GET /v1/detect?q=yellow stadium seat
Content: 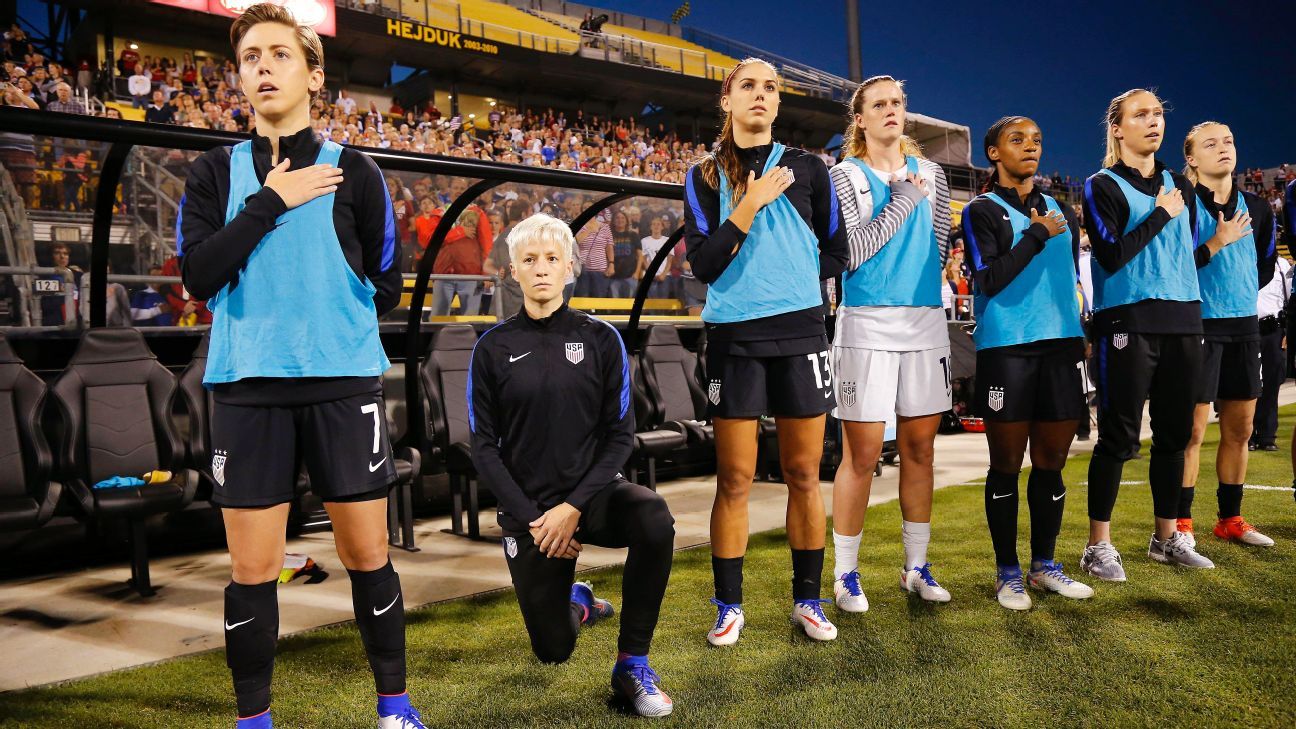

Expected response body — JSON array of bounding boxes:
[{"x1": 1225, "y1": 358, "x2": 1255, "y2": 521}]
[{"x1": 452, "y1": 0, "x2": 580, "y2": 54}]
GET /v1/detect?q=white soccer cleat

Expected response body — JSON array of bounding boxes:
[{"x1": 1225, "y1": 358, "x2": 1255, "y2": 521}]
[
  {"x1": 1028, "y1": 560, "x2": 1095, "y2": 599},
  {"x1": 706, "y1": 598, "x2": 745, "y2": 647},
  {"x1": 1149, "y1": 532, "x2": 1215, "y2": 569},
  {"x1": 612, "y1": 660, "x2": 674, "y2": 718},
  {"x1": 900, "y1": 563, "x2": 952, "y2": 603},
  {"x1": 1080, "y1": 541, "x2": 1127, "y2": 582},
  {"x1": 994, "y1": 568, "x2": 1032, "y2": 611},
  {"x1": 833, "y1": 570, "x2": 870, "y2": 613},
  {"x1": 790, "y1": 599, "x2": 838, "y2": 641}
]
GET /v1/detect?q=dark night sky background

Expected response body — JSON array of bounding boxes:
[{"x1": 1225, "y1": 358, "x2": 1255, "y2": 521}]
[{"x1": 597, "y1": 0, "x2": 1295, "y2": 177}]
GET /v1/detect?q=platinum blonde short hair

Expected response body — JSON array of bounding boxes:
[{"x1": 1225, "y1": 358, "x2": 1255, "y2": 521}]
[{"x1": 507, "y1": 213, "x2": 574, "y2": 262}]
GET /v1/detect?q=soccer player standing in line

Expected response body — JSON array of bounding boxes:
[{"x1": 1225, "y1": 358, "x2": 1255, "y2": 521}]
[
  {"x1": 1079, "y1": 89, "x2": 1211, "y2": 581},
  {"x1": 178, "y1": 6, "x2": 422, "y2": 727},
  {"x1": 1180, "y1": 122, "x2": 1276, "y2": 548},
  {"x1": 829, "y1": 76, "x2": 955, "y2": 611},
  {"x1": 469, "y1": 214, "x2": 677, "y2": 717},
  {"x1": 962, "y1": 116, "x2": 1094, "y2": 610},
  {"x1": 683, "y1": 58, "x2": 849, "y2": 644}
]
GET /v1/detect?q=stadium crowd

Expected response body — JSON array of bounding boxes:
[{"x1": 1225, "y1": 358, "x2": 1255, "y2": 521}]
[{"x1": 1, "y1": 25, "x2": 1291, "y2": 325}]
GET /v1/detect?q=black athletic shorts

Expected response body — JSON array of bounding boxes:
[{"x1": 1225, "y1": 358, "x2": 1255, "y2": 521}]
[
  {"x1": 1198, "y1": 337, "x2": 1263, "y2": 403},
  {"x1": 703, "y1": 334, "x2": 834, "y2": 419},
  {"x1": 975, "y1": 337, "x2": 1086, "y2": 422},
  {"x1": 209, "y1": 389, "x2": 398, "y2": 508}
]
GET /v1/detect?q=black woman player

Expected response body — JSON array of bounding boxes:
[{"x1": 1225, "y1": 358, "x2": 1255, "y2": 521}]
[
  {"x1": 1080, "y1": 89, "x2": 1211, "y2": 581},
  {"x1": 963, "y1": 116, "x2": 1094, "y2": 610},
  {"x1": 684, "y1": 58, "x2": 849, "y2": 645},
  {"x1": 1180, "y1": 121, "x2": 1276, "y2": 549},
  {"x1": 469, "y1": 214, "x2": 676, "y2": 718},
  {"x1": 179, "y1": 5, "x2": 421, "y2": 727}
]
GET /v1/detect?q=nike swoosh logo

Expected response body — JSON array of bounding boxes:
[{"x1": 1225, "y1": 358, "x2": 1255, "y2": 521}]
[
  {"x1": 225, "y1": 617, "x2": 254, "y2": 631},
  {"x1": 368, "y1": 457, "x2": 387, "y2": 473},
  {"x1": 991, "y1": 493, "x2": 1012, "y2": 500},
  {"x1": 1053, "y1": 492, "x2": 1066, "y2": 501},
  {"x1": 824, "y1": 391, "x2": 832, "y2": 398},
  {"x1": 1002, "y1": 215, "x2": 1010, "y2": 220},
  {"x1": 373, "y1": 594, "x2": 401, "y2": 616},
  {"x1": 509, "y1": 352, "x2": 531, "y2": 363}
]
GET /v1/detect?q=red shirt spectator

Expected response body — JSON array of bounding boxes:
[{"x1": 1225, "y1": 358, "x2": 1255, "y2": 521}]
[
  {"x1": 432, "y1": 206, "x2": 492, "y2": 275},
  {"x1": 159, "y1": 256, "x2": 212, "y2": 325},
  {"x1": 118, "y1": 48, "x2": 140, "y2": 75}
]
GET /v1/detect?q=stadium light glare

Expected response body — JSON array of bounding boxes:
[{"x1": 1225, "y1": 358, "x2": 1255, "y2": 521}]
[{"x1": 130, "y1": 43, "x2": 139, "y2": 50}]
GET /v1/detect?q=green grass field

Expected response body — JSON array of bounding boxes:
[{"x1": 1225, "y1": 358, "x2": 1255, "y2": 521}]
[{"x1": 5, "y1": 410, "x2": 1296, "y2": 728}]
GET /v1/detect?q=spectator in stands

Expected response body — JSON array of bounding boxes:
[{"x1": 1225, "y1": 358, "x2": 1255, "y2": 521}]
[
  {"x1": 335, "y1": 87, "x2": 356, "y2": 116},
  {"x1": 59, "y1": 149, "x2": 89, "y2": 211},
  {"x1": 39, "y1": 243, "x2": 79, "y2": 326},
  {"x1": 0, "y1": 80, "x2": 39, "y2": 207},
  {"x1": 128, "y1": 65, "x2": 151, "y2": 108},
  {"x1": 483, "y1": 198, "x2": 528, "y2": 318},
  {"x1": 431, "y1": 208, "x2": 488, "y2": 315},
  {"x1": 45, "y1": 82, "x2": 84, "y2": 115},
  {"x1": 387, "y1": 175, "x2": 415, "y2": 264},
  {"x1": 13, "y1": 73, "x2": 42, "y2": 110},
  {"x1": 117, "y1": 45, "x2": 140, "y2": 75},
  {"x1": 573, "y1": 204, "x2": 613, "y2": 297},
  {"x1": 638, "y1": 214, "x2": 672, "y2": 297},
  {"x1": 160, "y1": 255, "x2": 212, "y2": 326},
  {"x1": 130, "y1": 266, "x2": 171, "y2": 326},
  {"x1": 608, "y1": 209, "x2": 639, "y2": 298}
]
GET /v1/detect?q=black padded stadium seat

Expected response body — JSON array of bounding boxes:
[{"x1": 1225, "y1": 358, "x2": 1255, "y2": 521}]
[
  {"x1": 381, "y1": 364, "x2": 422, "y2": 551},
  {"x1": 628, "y1": 355, "x2": 687, "y2": 492},
  {"x1": 640, "y1": 325, "x2": 713, "y2": 444},
  {"x1": 49, "y1": 328, "x2": 198, "y2": 596},
  {"x1": 176, "y1": 332, "x2": 215, "y2": 501},
  {"x1": 0, "y1": 332, "x2": 63, "y2": 534},
  {"x1": 420, "y1": 324, "x2": 487, "y2": 539}
]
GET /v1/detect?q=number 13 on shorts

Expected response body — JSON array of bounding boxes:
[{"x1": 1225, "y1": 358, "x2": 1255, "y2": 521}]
[{"x1": 806, "y1": 350, "x2": 832, "y2": 394}]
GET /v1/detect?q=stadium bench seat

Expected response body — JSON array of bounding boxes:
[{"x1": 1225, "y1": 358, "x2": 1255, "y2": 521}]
[
  {"x1": 639, "y1": 325, "x2": 713, "y2": 444},
  {"x1": 627, "y1": 356, "x2": 687, "y2": 491},
  {"x1": 0, "y1": 332, "x2": 63, "y2": 534},
  {"x1": 381, "y1": 364, "x2": 422, "y2": 551},
  {"x1": 419, "y1": 324, "x2": 488, "y2": 539},
  {"x1": 49, "y1": 328, "x2": 198, "y2": 596}
]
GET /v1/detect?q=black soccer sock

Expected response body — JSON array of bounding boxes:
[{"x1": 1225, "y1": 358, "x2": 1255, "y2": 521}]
[
  {"x1": 984, "y1": 469, "x2": 1020, "y2": 567},
  {"x1": 1178, "y1": 486, "x2": 1196, "y2": 520},
  {"x1": 1217, "y1": 482, "x2": 1244, "y2": 519},
  {"x1": 1148, "y1": 450, "x2": 1185, "y2": 520},
  {"x1": 712, "y1": 555, "x2": 744, "y2": 605},
  {"x1": 1026, "y1": 469, "x2": 1065, "y2": 564},
  {"x1": 1087, "y1": 450, "x2": 1124, "y2": 522},
  {"x1": 790, "y1": 548, "x2": 824, "y2": 602},
  {"x1": 224, "y1": 579, "x2": 279, "y2": 719},
  {"x1": 349, "y1": 561, "x2": 406, "y2": 696}
]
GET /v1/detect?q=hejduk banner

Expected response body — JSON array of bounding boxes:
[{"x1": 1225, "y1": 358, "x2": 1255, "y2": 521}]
[{"x1": 148, "y1": 0, "x2": 336, "y2": 37}]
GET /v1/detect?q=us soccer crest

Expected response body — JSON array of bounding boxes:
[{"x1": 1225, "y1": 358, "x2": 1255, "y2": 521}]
[
  {"x1": 841, "y1": 381, "x2": 857, "y2": 408},
  {"x1": 988, "y1": 386, "x2": 1005, "y2": 412},
  {"x1": 211, "y1": 450, "x2": 227, "y2": 486},
  {"x1": 503, "y1": 536, "x2": 517, "y2": 559},
  {"x1": 1113, "y1": 333, "x2": 1128, "y2": 350},
  {"x1": 565, "y1": 342, "x2": 584, "y2": 364},
  {"x1": 708, "y1": 379, "x2": 721, "y2": 405}
]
